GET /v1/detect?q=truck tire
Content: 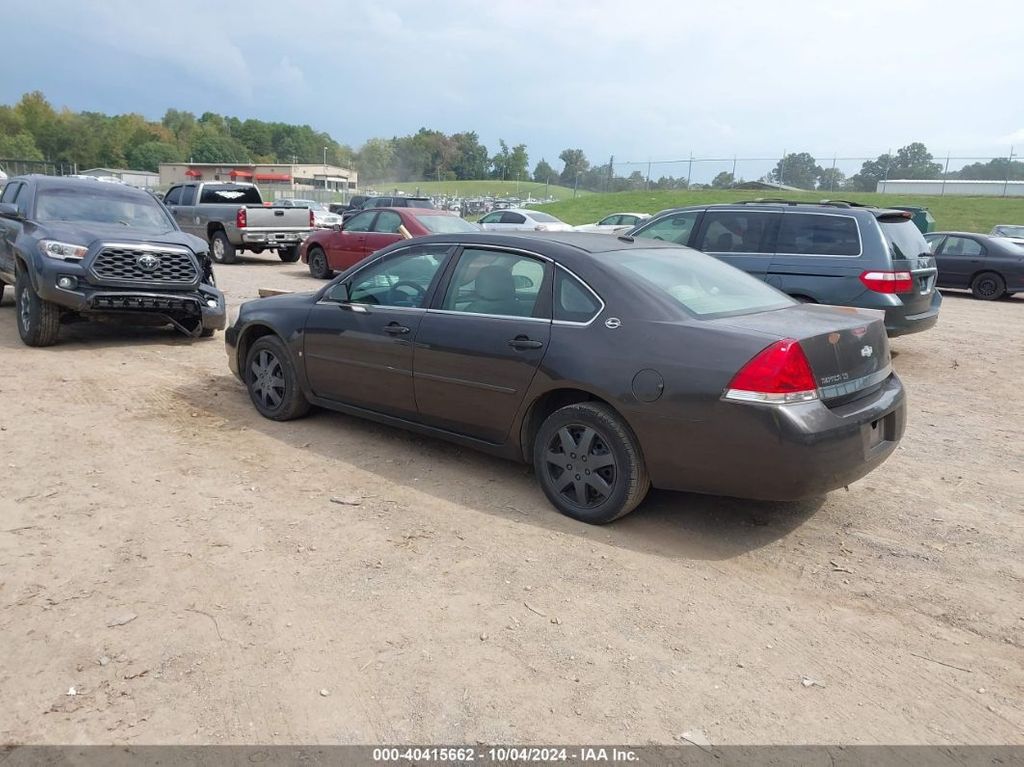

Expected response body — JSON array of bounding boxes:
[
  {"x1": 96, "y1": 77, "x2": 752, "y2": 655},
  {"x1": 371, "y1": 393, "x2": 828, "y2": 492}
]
[
  {"x1": 211, "y1": 230, "x2": 237, "y2": 265},
  {"x1": 278, "y1": 246, "x2": 300, "y2": 263},
  {"x1": 15, "y1": 271, "x2": 61, "y2": 347}
]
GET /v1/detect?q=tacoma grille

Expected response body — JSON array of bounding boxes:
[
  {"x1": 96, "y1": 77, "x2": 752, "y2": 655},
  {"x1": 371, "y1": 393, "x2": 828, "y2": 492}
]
[{"x1": 91, "y1": 247, "x2": 198, "y2": 284}]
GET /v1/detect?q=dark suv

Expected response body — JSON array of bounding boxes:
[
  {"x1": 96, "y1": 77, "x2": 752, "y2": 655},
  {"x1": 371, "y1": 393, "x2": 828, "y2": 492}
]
[
  {"x1": 0, "y1": 175, "x2": 226, "y2": 346},
  {"x1": 626, "y1": 201, "x2": 942, "y2": 336},
  {"x1": 361, "y1": 196, "x2": 434, "y2": 210}
]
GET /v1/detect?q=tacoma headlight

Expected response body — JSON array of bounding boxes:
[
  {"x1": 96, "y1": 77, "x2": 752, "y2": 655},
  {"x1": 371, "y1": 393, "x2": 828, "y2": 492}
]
[{"x1": 40, "y1": 240, "x2": 88, "y2": 261}]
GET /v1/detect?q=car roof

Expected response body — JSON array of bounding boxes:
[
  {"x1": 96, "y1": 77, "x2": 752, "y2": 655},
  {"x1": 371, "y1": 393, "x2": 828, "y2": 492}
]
[
  {"x1": 373, "y1": 207, "x2": 458, "y2": 217},
  {"x1": 653, "y1": 201, "x2": 906, "y2": 217},
  {"x1": 15, "y1": 174, "x2": 153, "y2": 198},
  {"x1": 409, "y1": 231, "x2": 679, "y2": 256}
]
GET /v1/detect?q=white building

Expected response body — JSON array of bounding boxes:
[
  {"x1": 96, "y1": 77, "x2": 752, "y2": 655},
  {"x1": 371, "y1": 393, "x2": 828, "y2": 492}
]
[
  {"x1": 877, "y1": 179, "x2": 1024, "y2": 197},
  {"x1": 79, "y1": 167, "x2": 160, "y2": 189}
]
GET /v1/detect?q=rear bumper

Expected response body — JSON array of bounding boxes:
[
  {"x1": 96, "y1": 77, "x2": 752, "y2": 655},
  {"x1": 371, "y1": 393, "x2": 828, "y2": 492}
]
[
  {"x1": 641, "y1": 374, "x2": 906, "y2": 500},
  {"x1": 884, "y1": 291, "x2": 942, "y2": 337},
  {"x1": 239, "y1": 230, "x2": 311, "y2": 247}
]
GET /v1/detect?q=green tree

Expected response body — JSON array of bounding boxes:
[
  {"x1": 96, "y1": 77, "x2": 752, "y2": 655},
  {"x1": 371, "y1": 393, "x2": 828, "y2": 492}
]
[
  {"x1": 817, "y1": 167, "x2": 846, "y2": 191},
  {"x1": 0, "y1": 131, "x2": 44, "y2": 160},
  {"x1": 189, "y1": 133, "x2": 250, "y2": 163},
  {"x1": 449, "y1": 132, "x2": 489, "y2": 179},
  {"x1": 533, "y1": 158, "x2": 557, "y2": 183},
  {"x1": 356, "y1": 137, "x2": 395, "y2": 182},
  {"x1": 769, "y1": 152, "x2": 821, "y2": 189},
  {"x1": 711, "y1": 171, "x2": 735, "y2": 188},
  {"x1": 558, "y1": 148, "x2": 589, "y2": 186},
  {"x1": 490, "y1": 139, "x2": 511, "y2": 180},
  {"x1": 892, "y1": 142, "x2": 942, "y2": 179},
  {"x1": 954, "y1": 158, "x2": 1024, "y2": 181},
  {"x1": 507, "y1": 143, "x2": 529, "y2": 181},
  {"x1": 127, "y1": 141, "x2": 182, "y2": 172}
]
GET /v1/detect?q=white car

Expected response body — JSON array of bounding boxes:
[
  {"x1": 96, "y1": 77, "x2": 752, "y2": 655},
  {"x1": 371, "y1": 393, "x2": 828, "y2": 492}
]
[
  {"x1": 574, "y1": 212, "x2": 651, "y2": 234},
  {"x1": 274, "y1": 198, "x2": 342, "y2": 229},
  {"x1": 990, "y1": 225, "x2": 1024, "y2": 247},
  {"x1": 477, "y1": 208, "x2": 573, "y2": 232}
]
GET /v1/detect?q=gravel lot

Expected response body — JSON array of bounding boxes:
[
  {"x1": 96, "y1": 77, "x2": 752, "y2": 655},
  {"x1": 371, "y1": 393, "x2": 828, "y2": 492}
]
[{"x1": 1, "y1": 253, "x2": 1021, "y2": 745}]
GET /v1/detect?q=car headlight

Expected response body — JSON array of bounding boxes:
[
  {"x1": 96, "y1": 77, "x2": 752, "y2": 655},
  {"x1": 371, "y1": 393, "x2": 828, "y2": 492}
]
[{"x1": 40, "y1": 240, "x2": 88, "y2": 261}]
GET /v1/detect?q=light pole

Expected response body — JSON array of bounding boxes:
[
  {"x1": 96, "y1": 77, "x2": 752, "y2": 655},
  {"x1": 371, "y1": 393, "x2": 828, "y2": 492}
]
[{"x1": 323, "y1": 147, "x2": 328, "y2": 191}]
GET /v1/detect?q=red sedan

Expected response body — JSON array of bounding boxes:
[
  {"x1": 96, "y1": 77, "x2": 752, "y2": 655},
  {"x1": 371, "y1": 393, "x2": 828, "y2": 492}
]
[{"x1": 299, "y1": 207, "x2": 479, "y2": 279}]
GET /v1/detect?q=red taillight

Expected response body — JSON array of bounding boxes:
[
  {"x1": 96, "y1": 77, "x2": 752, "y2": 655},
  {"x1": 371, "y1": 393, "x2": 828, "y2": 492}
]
[
  {"x1": 860, "y1": 270, "x2": 912, "y2": 294},
  {"x1": 310, "y1": 208, "x2": 316, "y2": 228},
  {"x1": 236, "y1": 207, "x2": 247, "y2": 228},
  {"x1": 725, "y1": 339, "x2": 818, "y2": 404}
]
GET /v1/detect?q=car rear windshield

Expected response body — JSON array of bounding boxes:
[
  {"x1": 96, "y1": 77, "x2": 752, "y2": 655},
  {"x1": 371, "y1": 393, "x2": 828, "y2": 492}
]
[
  {"x1": 34, "y1": 188, "x2": 174, "y2": 232},
  {"x1": 995, "y1": 225, "x2": 1024, "y2": 237},
  {"x1": 879, "y1": 219, "x2": 930, "y2": 260},
  {"x1": 600, "y1": 248, "x2": 793, "y2": 319},
  {"x1": 528, "y1": 211, "x2": 560, "y2": 223},
  {"x1": 199, "y1": 185, "x2": 262, "y2": 205},
  {"x1": 413, "y1": 214, "x2": 480, "y2": 234},
  {"x1": 405, "y1": 198, "x2": 435, "y2": 208}
]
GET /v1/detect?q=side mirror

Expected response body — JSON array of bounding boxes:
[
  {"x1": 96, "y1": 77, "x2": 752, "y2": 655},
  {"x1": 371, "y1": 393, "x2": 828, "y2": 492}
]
[
  {"x1": 0, "y1": 203, "x2": 23, "y2": 220},
  {"x1": 326, "y1": 282, "x2": 349, "y2": 303}
]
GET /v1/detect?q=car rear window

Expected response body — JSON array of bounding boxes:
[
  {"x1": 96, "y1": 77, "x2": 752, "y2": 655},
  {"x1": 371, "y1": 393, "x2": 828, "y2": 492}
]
[
  {"x1": 601, "y1": 247, "x2": 793, "y2": 319},
  {"x1": 405, "y1": 198, "x2": 435, "y2": 209},
  {"x1": 414, "y1": 214, "x2": 479, "y2": 234},
  {"x1": 528, "y1": 211, "x2": 560, "y2": 223},
  {"x1": 200, "y1": 185, "x2": 262, "y2": 205},
  {"x1": 777, "y1": 213, "x2": 861, "y2": 256},
  {"x1": 880, "y1": 219, "x2": 930, "y2": 260}
]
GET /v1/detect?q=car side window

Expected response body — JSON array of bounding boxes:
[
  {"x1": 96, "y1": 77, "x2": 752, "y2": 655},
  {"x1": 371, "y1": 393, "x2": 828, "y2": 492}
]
[
  {"x1": 598, "y1": 215, "x2": 618, "y2": 226},
  {"x1": 622, "y1": 215, "x2": 640, "y2": 226},
  {"x1": 1, "y1": 182, "x2": 23, "y2": 205},
  {"x1": 777, "y1": 213, "x2": 860, "y2": 256},
  {"x1": 344, "y1": 211, "x2": 376, "y2": 232},
  {"x1": 479, "y1": 212, "x2": 502, "y2": 225},
  {"x1": 501, "y1": 212, "x2": 526, "y2": 225},
  {"x1": 442, "y1": 248, "x2": 550, "y2": 318},
  {"x1": 347, "y1": 246, "x2": 449, "y2": 308},
  {"x1": 697, "y1": 211, "x2": 774, "y2": 253},
  {"x1": 163, "y1": 186, "x2": 182, "y2": 206},
  {"x1": 943, "y1": 236, "x2": 984, "y2": 257},
  {"x1": 373, "y1": 211, "x2": 403, "y2": 234},
  {"x1": 635, "y1": 211, "x2": 699, "y2": 245},
  {"x1": 15, "y1": 185, "x2": 32, "y2": 217},
  {"x1": 554, "y1": 270, "x2": 601, "y2": 323},
  {"x1": 924, "y1": 235, "x2": 945, "y2": 254},
  {"x1": 179, "y1": 185, "x2": 197, "y2": 206}
]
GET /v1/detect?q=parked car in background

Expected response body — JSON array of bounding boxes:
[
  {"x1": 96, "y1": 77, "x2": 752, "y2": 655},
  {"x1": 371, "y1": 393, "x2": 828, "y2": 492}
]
[
  {"x1": 227, "y1": 232, "x2": 904, "y2": 524},
  {"x1": 626, "y1": 200, "x2": 941, "y2": 336},
  {"x1": 0, "y1": 175, "x2": 225, "y2": 346},
  {"x1": 162, "y1": 181, "x2": 313, "y2": 264},
  {"x1": 478, "y1": 208, "x2": 572, "y2": 232},
  {"x1": 989, "y1": 224, "x2": 1024, "y2": 246},
  {"x1": 300, "y1": 207, "x2": 479, "y2": 279},
  {"x1": 329, "y1": 195, "x2": 367, "y2": 218},
  {"x1": 273, "y1": 198, "x2": 342, "y2": 229},
  {"x1": 361, "y1": 196, "x2": 435, "y2": 211},
  {"x1": 574, "y1": 212, "x2": 651, "y2": 233},
  {"x1": 924, "y1": 231, "x2": 1024, "y2": 300}
]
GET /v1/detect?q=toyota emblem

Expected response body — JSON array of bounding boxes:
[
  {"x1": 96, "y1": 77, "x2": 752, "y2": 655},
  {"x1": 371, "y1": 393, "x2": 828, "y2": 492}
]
[{"x1": 136, "y1": 253, "x2": 161, "y2": 272}]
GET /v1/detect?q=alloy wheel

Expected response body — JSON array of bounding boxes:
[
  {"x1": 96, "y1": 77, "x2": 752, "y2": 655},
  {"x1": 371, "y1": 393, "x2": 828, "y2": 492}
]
[
  {"x1": 249, "y1": 349, "x2": 286, "y2": 410},
  {"x1": 543, "y1": 424, "x2": 617, "y2": 509},
  {"x1": 212, "y1": 237, "x2": 225, "y2": 261},
  {"x1": 18, "y1": 287, "x2": 31, "y2": 331},
  {"x1": 976, "y1": 278, "x2": 998, "y2": 298}
]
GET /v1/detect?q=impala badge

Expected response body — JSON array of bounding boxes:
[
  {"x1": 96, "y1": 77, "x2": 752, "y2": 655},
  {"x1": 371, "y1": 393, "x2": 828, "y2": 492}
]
[{"x1": 605, "y1": 317, "x2": 621, "y2": 329}]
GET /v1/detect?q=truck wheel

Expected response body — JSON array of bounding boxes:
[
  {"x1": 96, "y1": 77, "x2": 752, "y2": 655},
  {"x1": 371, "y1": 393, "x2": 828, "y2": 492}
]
[
  {"x1": 278, "y1": 246, "x2": 300, "y2": 263},
  {"x1": 244, "y1": 335, "x2": 310, "y2": 421},
  {"x1": 211, "y1": 230, "x2": 237, "y2": 265},
  {"x1": 15, "y1": 271, "x2": 61, "y2": 347},
  {"x1": 307, "y1": 246, "x2": 333, "y2": 279}
]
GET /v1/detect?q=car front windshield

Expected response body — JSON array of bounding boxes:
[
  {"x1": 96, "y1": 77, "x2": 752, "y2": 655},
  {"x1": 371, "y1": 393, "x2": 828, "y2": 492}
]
[
  {"x1": 35, "y1": 188, "x2": 174, "y2": 232},
  {"x1": 599, "y1": 247, "x2": 793, "y2": 318},
  {"x1": 414, "y1": 214, "x2": 480, "y2": 234}
]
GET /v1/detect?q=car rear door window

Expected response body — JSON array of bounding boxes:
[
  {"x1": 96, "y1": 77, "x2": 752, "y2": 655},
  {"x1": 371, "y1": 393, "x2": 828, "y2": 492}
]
[
  {"x1": 924, "y1": 234, "x2": 946, "y2": 254},
  {"x1": 634, "y1": 211, "x2": 699, "y2": 245},
  {"x1": 942, "y1": 236, "x2": 984, "y2": 257},
  {"x1": 373, "y1": 211, "x2": 403, "y2": 234},
  {"x1": 696, "y1": 211, "x2": 773, "y2": 253},
  {"x1": 554, "y1": 270, "x2": 602, "y2": 323},
  {"x1": 500, "y1": 212, "x2": 526, "y2": 225},
  {"x1": 442, "y1": 248, "x2": 550, "y2": 318},
  {"x1": 777, "y1": 213, "x2": 861, "y2": 256}
]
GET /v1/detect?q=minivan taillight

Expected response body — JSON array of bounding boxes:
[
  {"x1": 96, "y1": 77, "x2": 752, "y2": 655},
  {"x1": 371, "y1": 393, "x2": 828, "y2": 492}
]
[
  {"x1": 724, "y1": 339, "x2": 819, "y2": 404},
  {"x1": 860, "y1": 270, "x2": 912, "y2": 293},
  {"x1": 236, "y1": 208, "x2": 247, "y2": 228}
]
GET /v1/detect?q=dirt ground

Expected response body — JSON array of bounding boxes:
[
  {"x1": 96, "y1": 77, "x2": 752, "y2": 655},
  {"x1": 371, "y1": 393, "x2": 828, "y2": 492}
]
[{"x1": 1, "y1": 253, "x2": 1021, "y2": 746}]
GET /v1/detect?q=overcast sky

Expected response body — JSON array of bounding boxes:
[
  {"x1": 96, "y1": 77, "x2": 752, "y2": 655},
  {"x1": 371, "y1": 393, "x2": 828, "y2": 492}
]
[{"x1": 5, "y1": 0, "x2": 1024, "y2": 178}]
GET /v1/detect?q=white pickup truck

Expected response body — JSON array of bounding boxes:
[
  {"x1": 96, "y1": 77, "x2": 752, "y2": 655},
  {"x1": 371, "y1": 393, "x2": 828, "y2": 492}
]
[{"x1": 162, "y1": 182, "x2": 313, "y2": 264}]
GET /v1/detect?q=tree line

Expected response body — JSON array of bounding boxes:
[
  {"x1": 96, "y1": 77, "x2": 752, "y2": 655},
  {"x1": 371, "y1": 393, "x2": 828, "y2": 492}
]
[{"x1": 2, "y1": 93, "x2": 1020, "y2": 192}]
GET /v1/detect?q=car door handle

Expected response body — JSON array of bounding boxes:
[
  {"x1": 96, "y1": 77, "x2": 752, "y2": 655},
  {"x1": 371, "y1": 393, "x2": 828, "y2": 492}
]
[
  {"x1": 507, "y1": 336, "x2": 544, "y2": 350},
  {"x1": 384, "y1": 322, "x2": 411, "y2": 335}
]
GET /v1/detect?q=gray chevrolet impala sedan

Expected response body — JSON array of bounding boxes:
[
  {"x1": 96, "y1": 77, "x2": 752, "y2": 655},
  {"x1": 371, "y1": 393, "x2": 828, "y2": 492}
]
[{"x1": 226, "y1": 232, "x2": 905, "y2": 523}]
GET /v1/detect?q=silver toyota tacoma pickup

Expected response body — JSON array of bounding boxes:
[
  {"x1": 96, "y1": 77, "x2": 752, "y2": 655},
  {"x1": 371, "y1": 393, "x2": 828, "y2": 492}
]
[{"x1": 162, "y1": 182, "x2": 313, "y2": 264}]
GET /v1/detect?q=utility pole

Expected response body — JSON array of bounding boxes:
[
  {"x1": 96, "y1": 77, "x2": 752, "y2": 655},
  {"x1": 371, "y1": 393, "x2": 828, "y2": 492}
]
[
  {"x1": 881, "y1": 148, "x2": 892, "y2": 193},
  {"x1": 608, "y1": 155, "x2": 614, "y2": 193},
  {"x1": 1003, "y1": 146, "x2": 1015, "y2": 198},
  {"x1": 323, "y1": 146, "x2": 328, "y2": 190},
  {"x1": 646, "y1": 159, "x2": 652, "y2": 191},
  {"x1": 941, "y1": 152, "x2": 950, "y2": 196},
  {"x1": 573, "y1": 171, "x2": 580, "y2": 199},
  {"x1": 686, "y1": 152, "x2": 693, "y2": 188},
  {"x1": 829, "y1": 155, "x2": 837, "y2": 193}
]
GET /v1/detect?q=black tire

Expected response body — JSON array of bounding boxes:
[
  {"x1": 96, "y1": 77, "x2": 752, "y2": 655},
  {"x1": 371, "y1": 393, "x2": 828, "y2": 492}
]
[
  {"x1": 278, "y1": 246, "x2": 300, "y2": 263},
  {"x1": 244, "y1": 335, "x2": 310, "y2": 421},
  {"x1": 210, "y1": 230, "x2": 237, "y2": 265},
  {"x1": 793, "y1": 295, "x2": 816, "y2": 304},
  {"x1": 200, "y1": 327, "x2": 216, "y2": 338},
  {"x1": 971, "y1": 271, "x2": 1005, "y2": 301},
  {"x1": 307, "y1": 246, "x2": 333, "y2": 279},
  {"x1": 0, "y1": 282, "x2": 5, "y2": 306},
  {"x1": 15, "y1": 271, "x2": 61, "y2": 347},
  {"x1": 533, "y1": 402, "x2": 650, "y2": 524}
]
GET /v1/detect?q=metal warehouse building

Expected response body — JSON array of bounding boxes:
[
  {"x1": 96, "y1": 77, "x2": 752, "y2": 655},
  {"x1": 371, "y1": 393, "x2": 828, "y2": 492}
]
[
  {"x1": 877, "y1": 179, "x2": 1024, "y2": 197},
  {"x1": 79, "y1": 167, "x2": 160, "y2": 189},
  {"x1": 158, "y1": 163, "x2": 358, "y2": 195}
]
